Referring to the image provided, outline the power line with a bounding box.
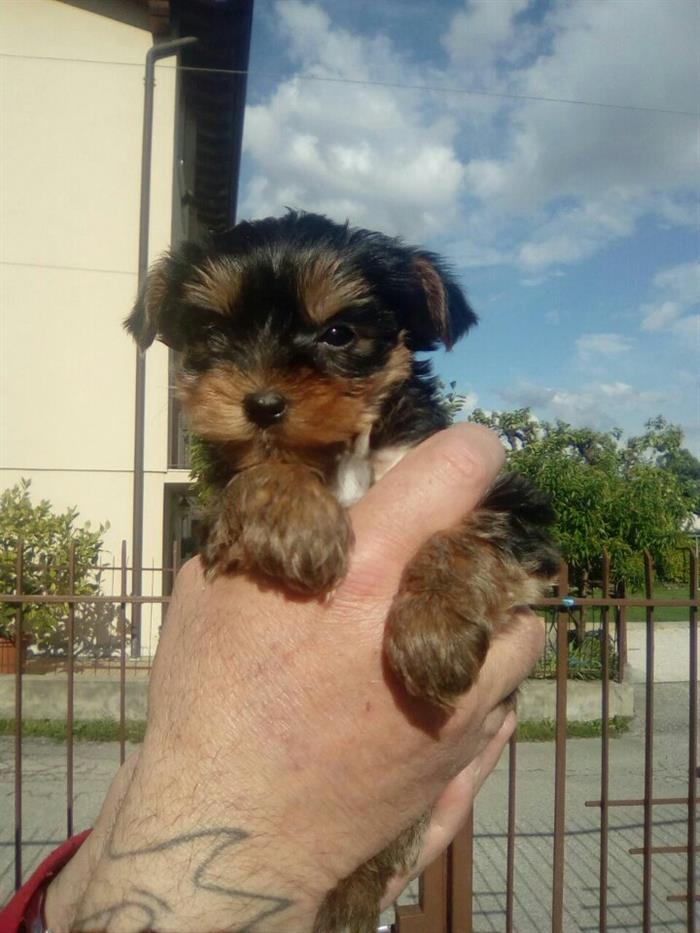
[1,260,136,276]
[1,52,697,119]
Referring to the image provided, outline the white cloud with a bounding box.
[641,301,683,332]
[240,0,698,273]
[640,260,700,332]
[442,0,531,72]
[499,380,670,433]
[241,1,464,238]
[576,332,634,360]
[457,1,700,268]
[654,261,700,306]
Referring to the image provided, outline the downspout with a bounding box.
[131,37,197,657]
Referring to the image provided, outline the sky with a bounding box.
[238,0,699,451]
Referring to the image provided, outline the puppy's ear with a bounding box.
[124,255,172,351]
[124,242,207,351]
[405,252,478,351]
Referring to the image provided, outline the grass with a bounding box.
[0,717,146,743]
[517,716,632,742]
[0,716,632,745]
[625,583,695,622]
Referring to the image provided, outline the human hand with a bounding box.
[47,423,544,932]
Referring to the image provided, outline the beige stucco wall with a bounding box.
[0,0,185,652]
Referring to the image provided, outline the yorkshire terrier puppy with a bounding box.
[126,210,558,932]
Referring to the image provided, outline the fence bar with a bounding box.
[552,563,568,933]
[2,593,696,607]
[687,549,697,932]
[66,544,76,838]
[599,553,610,932]
[395,851,447,933]
[505,734,517,933]
[0,594,171,604]
[449,817,473,933]
[642,551,655,933]
[13,543,24,890]
[586,796,699,808]
[119,541,127,765]
[629,845,690,855]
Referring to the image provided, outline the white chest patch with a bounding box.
[332,435,411,507]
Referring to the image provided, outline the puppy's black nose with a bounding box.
[243,391,287,427]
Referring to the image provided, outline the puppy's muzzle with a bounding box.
[243,390,287,428]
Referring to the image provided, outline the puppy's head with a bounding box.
[125,211,477,467]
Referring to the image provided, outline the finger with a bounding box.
[347,423,505,598]
[478,609,546,709]
[380,711,516,909]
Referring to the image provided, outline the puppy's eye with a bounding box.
[318,325,356,348]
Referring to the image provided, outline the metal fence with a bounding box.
[1,545,697,931]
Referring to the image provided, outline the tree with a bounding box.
[466,409,694,593]
[625,416,700,513]
[0,480,113,656]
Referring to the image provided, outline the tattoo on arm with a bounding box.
[74,827,293,932]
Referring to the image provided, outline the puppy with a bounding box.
[126,210,558,932]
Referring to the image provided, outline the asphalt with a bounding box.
[1,683,696,932]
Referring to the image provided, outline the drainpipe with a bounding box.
[131,37,197,657]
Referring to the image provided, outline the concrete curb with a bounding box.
[518,679,634,721]
[0,675,634,723]
[0,675,149,721]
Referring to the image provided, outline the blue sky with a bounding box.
[238,0,699,450]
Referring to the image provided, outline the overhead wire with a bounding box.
[1,52,697,118]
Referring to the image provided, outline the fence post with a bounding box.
[66,543,76,838]
[599,552,610,932]
[686,548,697,931]
[13,541,24,891]
[552,561,569,932]
[642,550,655,933]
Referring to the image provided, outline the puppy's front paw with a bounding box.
[385,587,490,709]
[200,464,354,594]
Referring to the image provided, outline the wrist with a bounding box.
[69,756,333,933]
[72,825,325,932]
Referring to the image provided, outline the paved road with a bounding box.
[1,684,696,931]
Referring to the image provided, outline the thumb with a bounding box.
[347,423,505,599]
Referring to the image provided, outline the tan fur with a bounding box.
[176,344,411,466]
[183,257,241,314]
[137,256,171,346]
[300,254,370,323]
[201,462,353,594]
[385,509,551,708]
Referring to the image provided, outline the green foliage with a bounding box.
[188,436,218,506]
[0,480,111,653]
[534,623,619,680]
[438,380,469,421]
[0,717,146,743]
[465,409,694,591]
[625,415,700,513]
[516,716,631,742]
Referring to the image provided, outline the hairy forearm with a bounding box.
[46,754,326,932]
[70,825,312,932]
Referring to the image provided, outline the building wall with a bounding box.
[0,0,185,651]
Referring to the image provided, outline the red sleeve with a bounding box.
[0,829,92,932]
